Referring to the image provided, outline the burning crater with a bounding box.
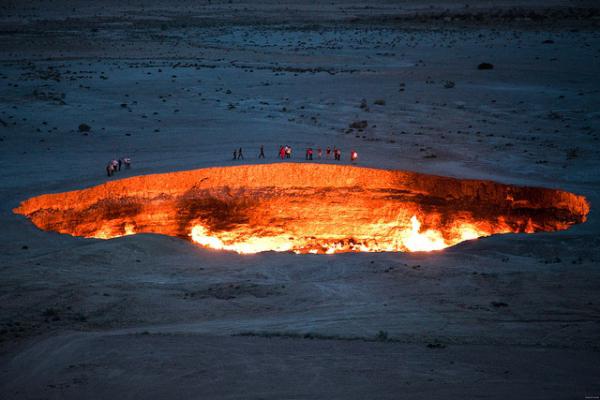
[14,164,589,254]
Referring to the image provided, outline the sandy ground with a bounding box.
[1,1,600,398]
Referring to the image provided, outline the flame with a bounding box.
[13,164,589,254]
[403,215,447,252]
[91,223,136,239]
[190,225,293,254]
[189,215,492,254]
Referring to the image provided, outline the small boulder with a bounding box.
[78,123,91,132]
[349,120,368,130]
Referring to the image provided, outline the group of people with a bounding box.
[233,147,244,160]
[232,145,358,162]
[279,145,293,159]
[106,157,131,176]
[304,146,358,162]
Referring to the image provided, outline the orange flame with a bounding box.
[12,164,589,254]
[92,223,136,239]
[190,215,493,254]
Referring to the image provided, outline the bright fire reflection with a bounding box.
[189,215,498,254]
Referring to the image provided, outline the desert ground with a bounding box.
[1,1,600,398]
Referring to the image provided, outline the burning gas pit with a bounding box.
[14,164,589,254]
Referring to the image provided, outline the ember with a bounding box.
[14,164,590,254]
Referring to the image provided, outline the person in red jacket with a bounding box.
[306,147,313,160]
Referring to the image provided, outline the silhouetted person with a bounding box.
[259,145,265,159]
[317,148,322,159]
[106,159,118,176]
[233,149,238,160]
[238,147,244,160]
[106,162,114,177]
[279,146,285,160]
[350,150,358,162]
[326,146,331,159]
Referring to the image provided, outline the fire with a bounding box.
[13,164,590,254]
[190,225,293,253]
[190,215,496,254]
[91,223,136,239]
[403,215,447,252]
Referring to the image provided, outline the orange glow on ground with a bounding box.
[14,164,590,254]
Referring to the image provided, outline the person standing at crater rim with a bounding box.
[305,147,313,160]
[106,162,114,177]
[238,147,244,160]
[333,147,340,161]
[232,149,238,160]
[258,145,265,159]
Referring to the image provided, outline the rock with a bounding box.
[426,341,446,349]
[444,81,455,89]
[349,120,368,130]
[477,62,494,70]
[78,123,91,132]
